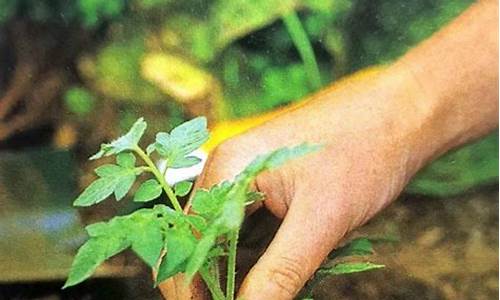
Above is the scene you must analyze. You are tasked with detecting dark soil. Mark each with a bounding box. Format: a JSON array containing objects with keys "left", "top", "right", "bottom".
[{"left": 313, "top": 188, "right": 498, "bottom": 300}]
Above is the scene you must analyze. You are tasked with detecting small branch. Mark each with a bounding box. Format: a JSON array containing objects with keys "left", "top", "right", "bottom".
[
  {"left": 134, "top": 146, "right": 183, "bottom": 212},
  {"left": 200, "top": 264, "right": 226, "bottom": 300},
  {"left": 226, "top": 230, "right": 239, "bottom": 300}
]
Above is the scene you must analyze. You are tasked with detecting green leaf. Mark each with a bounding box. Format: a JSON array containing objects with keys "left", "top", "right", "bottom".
[
  {"left": 73, "top": 178, "right": 116, "bottom": 206},
  {"left": 329, "top": 238, "right": 374, "bottom": 260},
  {"left": 63, "top": 236, "right": 130, "bottom": 288},
  {"left": 317, "top": 262, "right": 384, "bottom": 276},
  {"left": 185, "top": 226, "right": 219, "bottom": 283},
  {"left": 116, "top": 152, "right": 136, "bottom": 168},
  {"left": 134, "top": 179, "right": 163, "bottom": 202},
  {"left": 74, "top": 164, "right": 137, "bottom": 206},
  {"left": 174, "top": 181, "right": 193, "bottom": 197},
  {"left": 407, "top": 132, "right": 499, "bottom": 197},
  {"left": 114, "top": 173, "right": 136, "bottom": 201},
  {"left": 191, "top": 181, "right": 232, "bottom": 220},
  {"left": 219, "top": 197, "right": 245, "bottom": 231},
  {"left": 90, "top": 118, "right": 147, "bottom": 160},
  {"left": 241, "top": 143, "right": 321, "bottom": 179},
  {"left": 66, "top": 205, "right": 179, "bottom": 287},
  {"left": 185, "top": 215, "right": 207, "bottom": 232},
  {"left": 94, "top": 164, "right": 122, "bottom": 177},
  {"left": 156, "top": 224, "right": 197, "bottom": 283},
  {"left": 86, "top": 208, "right": 166, "bottom": 269},
  {"left": 85, "top": 221, "right": 112, "bottom": 237},
  {"left": 170, "top": 117, "right": 209, "bottom": 154},
  {"left": 151, "top": 117, "right": 208, "bottom": 168},
  {"left": 130, "top": 217, "right": 164, "bottom": 267}
]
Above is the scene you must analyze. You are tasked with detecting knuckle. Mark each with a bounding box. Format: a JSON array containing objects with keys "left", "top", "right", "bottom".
[{"left": 267, "top": 255, "right": 305, "bottom": 297}]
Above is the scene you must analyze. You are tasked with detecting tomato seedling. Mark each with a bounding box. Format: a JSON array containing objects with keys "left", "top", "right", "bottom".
[{"left": 64, "top": 117, "right": 383, "bottom": 300}]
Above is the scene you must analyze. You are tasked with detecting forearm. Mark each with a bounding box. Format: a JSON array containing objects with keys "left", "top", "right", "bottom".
[{"left": 392, "top": 0, "right": 498, "bottom": 165}]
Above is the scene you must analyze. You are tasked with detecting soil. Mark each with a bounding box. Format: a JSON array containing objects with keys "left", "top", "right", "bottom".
[{"left": 312, "top": 187, "right": 498, "bottom": 300}]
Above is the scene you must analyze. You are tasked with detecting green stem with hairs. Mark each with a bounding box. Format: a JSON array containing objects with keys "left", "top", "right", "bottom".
[
  {"left": 226, "top": 230, "right": 239, "bottom": 300},
  {"left": 283, "top": 11, "right": 322, "bottom": 90},
  {"left": 200, "top": 264, "right": 226, "bottom": 300}
]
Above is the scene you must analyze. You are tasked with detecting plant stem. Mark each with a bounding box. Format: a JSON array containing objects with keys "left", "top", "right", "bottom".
[
  {"left": 283, "top": 11, "right": 322, "bottom": 90},
  {"left": 200, "top": 264, "right": 226, "bottom": 300},
  {"left": 134, "top": 146, "right": 183, "bottom": 212},
  {"left": 226, "top": 230, "right": 239, "bottom": 300},
  {"left": 297, "top": 271, "right": 328, "bottom": 299},
  {"left": 135, "top": 166, "right": 152, "bottom": 173}
]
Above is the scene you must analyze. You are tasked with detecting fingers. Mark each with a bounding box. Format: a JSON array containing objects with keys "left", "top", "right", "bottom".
[{"left": 238, "top": 191, "right": 350, "bottom": 300}]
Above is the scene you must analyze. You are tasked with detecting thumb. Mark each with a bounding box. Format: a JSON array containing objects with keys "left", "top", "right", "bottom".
[{"left": 238, "top": 193, "right": 350, "bottom": 300}]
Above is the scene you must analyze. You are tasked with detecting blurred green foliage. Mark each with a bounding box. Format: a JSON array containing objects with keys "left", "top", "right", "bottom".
[
  {"left": 408, "top": 133, "right": 499, "bottom": 198},
  {"left": 2, "top": 0, "right": 496, "bottom": 197},
  {"left": 64, "top": 87, "right": 95, "bottom": 116},
  {"left": 0, "top": 0, "right": 125, "bottom": 25}
]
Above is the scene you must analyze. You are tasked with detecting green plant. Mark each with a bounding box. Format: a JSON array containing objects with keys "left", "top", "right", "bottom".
[{"left": 64, "top": 117, "right": 383, "bottom": 299}]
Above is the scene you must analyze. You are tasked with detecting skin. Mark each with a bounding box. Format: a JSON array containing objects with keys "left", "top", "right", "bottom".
[{"left": 160, "top": 1, "right": 498, "bottom": 299}]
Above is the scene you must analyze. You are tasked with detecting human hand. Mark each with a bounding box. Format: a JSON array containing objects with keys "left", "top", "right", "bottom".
[
  {"left": 160, "top": 65, "right": 437, "bottom": 299},
  {"left": 159, "top": 1, "right": 498, "bottom": 296}
]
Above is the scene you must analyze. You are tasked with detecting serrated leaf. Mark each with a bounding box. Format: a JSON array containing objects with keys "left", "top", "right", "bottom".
[
  {"left": 317, "top": 262, "right": 384, "bottom": 276},
  {"left": 84, "top": 216, "right": 126, "bottom": 238},
  {"left": 130, "top": 218, "right": 164, "bottom": 267},
  {"left": 66, "top": 206, "right": 178, "bottom": 288},
  {"left": 116, "top": 152, "right": 136, "bottom": 168},
  {"left": 90, "top": 118, "right": 147, "bottom": 160},
  {"left": 63, "top": 236, "right": 130, "bottom": 288},
  {"left": 75, "top": 163, "right": 137, "bottom": 206},
  {"left": 114, "top": 174, "right": 136, "bottom": 201},
  {"left": 94, "top": 164, "right": 122, "bottom": 177},
  {"left": 329, "top": 238, "right": 374, "bottom": 260},
  {"left": 241, "top": 143, "right": 321, "bottom": 179},
  {"left": 174, "top": 181, "right": 193, "bottom": 197},
  {"left": 185, "top": 215, "right": 207, "bottom": 232},
  {"left": 169, "top": 117, "right": 209, "bottom": 154},
  {"left": 134, "top": 179, "right": 163, "bottom": 202},
  {"left": 156, "top": 225, "right": 197, "bottom": 283},
  {"left": 73, "top": 178, "right": 116, "bottom": 206},
  {"left": 191, "top": 181, "right": 232, "bottom": 220},
  {"left": 153, "top": 132, "right": 171, "bottom": 157},
  {"left": 85, "top": 221, "right": 110, "bottom": 237},
  {"left": 152, "top": 117, "right": 208, "bottom": 169}
]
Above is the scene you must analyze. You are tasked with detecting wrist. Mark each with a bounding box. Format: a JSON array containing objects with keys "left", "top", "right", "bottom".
[{"left": 382, "top": 63, "right": 445, "bottom": 175}]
